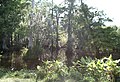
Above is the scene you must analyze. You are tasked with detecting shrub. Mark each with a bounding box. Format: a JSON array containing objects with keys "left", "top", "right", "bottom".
[
  {"left": 36, "top": 60, "right": 69, "bottom": 82},
  {"left": 74, "top": 55, "right": 120, "bottom": 82}
]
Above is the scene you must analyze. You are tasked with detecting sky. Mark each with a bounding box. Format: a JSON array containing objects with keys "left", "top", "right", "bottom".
[
  {"left": 85, "top": 0, "right": 120, "bottom": 26},
  {"left": 37, "top": 0, "right": 120, "bottom": 26}
]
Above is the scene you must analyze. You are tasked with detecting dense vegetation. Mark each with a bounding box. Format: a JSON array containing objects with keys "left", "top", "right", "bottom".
[
  {"left": 0, "top": 56, "right": 120, "bottom": 82},
  {"left": 0, "top": 0, "right": 120, "bottom": 82}
]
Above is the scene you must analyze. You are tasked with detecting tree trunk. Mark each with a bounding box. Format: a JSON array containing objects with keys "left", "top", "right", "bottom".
[
  {"left": 28, "top": 0, "right": 34, "bottom": 49},
  {"left": 66, "top": 2, "right": 74, "bottom": 66},
  {"left": 55, "top": 9, "right": 59, "bottom": 60}
]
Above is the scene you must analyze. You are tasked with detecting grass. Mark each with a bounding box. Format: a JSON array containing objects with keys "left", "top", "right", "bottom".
[
  {"left": 0, "top": 78, "right": 35, "bottom": 82},
  {"left": 0, "top": 78, "right": 77, "bottom": 82},
  {"left": 0, "top": 68, "right": 39, "bottom": 82}
]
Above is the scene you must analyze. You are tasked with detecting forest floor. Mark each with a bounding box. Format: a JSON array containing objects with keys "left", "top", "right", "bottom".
[
  {"left": 0, "top": 78, "right": 35, "bottom": 82},
  {"left": 0, "top": 78, "right": 75, "bottom": 82}
]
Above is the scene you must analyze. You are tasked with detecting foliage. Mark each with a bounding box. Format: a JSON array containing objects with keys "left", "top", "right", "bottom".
[
  {"left": 37, "top": 60, "right": 69, "bottom": 82},
  {"left": 0, "top": 56, "right": 120, "bottom": 82},
  {"left": 0, "top": 68, "right": 8, "bottom": 78},
  {"left": 0, "top": 1, "right": 120, "bottom": 82},
  {"left": 75, "top": 55, "right": 120, "bottom": 82},
  {"left": 92, "top": 26, "right": 119, "bottom": 50},
  {"left": 0, "top": 68, "right": 37, "bottom": 81},
  {"left": 36, "top": 56, "right": 120, "bottom": 82}
]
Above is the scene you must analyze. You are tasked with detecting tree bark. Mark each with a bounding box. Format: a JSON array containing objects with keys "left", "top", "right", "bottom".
[
  {"left": 66, "top": 2, "right": 74, "bottom": 66},
  {"left": 55, "top": 9, "right": 59, "bottom": 60},
  {"left": 28, "top": 0, "right": 34, "bottom": 49}
]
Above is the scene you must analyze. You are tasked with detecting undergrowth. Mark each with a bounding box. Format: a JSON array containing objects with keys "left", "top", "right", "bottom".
[{"left": 0, "top": 55, "right": 120, "bottom": 82}]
